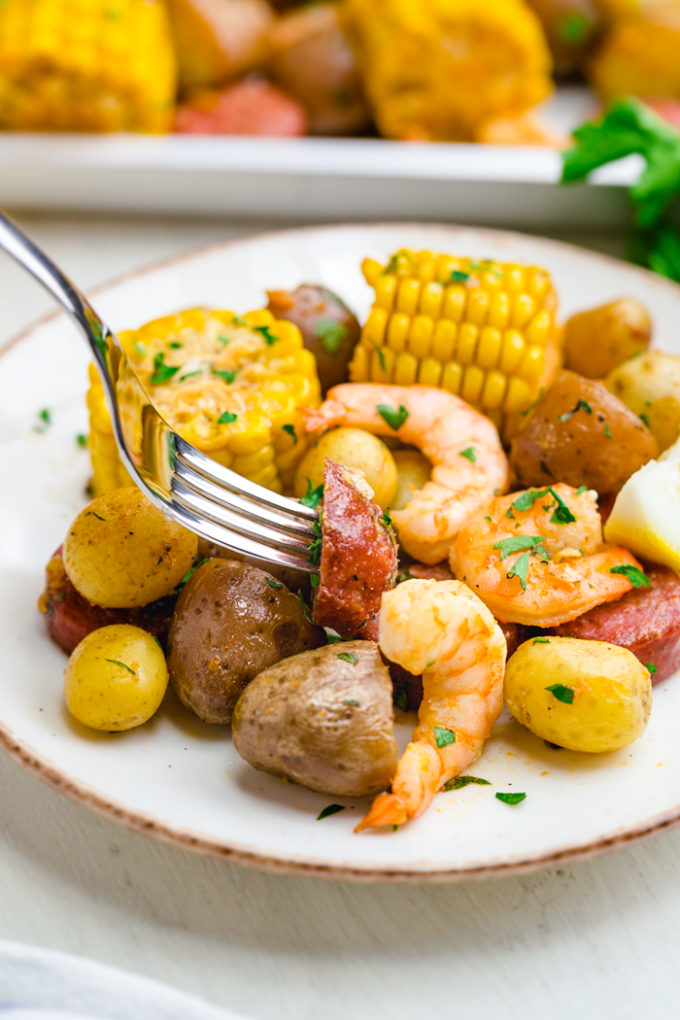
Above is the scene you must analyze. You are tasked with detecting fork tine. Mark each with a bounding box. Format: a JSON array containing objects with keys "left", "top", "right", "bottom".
[
  {"left": 175, "top": 436, "right": 318, "bottom": 523},
  {"left": 173, "top": 457, "right": 317, "bottom": 541},
  {"left": 171, "top": 476, "right": 315, "bottom": 558}
]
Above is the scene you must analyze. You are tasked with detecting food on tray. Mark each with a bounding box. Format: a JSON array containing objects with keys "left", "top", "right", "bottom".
[
  {"left": 64, "top": 624, "right": 169, "bottom": 732},
  {"left": 509, "top": 370, "right": 658, "bottom": 494},
  {"left": 563, "top": 298, "right": 652, "bottom": 378},
  {"left": 266, "top": 3, "right": 370, "bottom": 136},
  {"left": 605, "top": 351, "right": 680, "bottom": 452},
  {"left": 351, "top": 250, "right": 560, "bottom": 441},
  {"left": 525, "top": 0, "right": 601, "bottom": 74},
  {"left": 174, "top": 77, "right": 308, "bottom": 134},
  {"left": 167, "top": 558, "right": 324, "bottom": 723},
  {"left": 232, "top": 641, "right": 399, "bottom": 796},
  {"left": 86, "top": 307, "right": 320, "bottom": 496},
  {"left": 63, "top": 487, "right": 198, "bottom": 608},
  {"left": 590, "top": 2, "right": 680, "bottom": 102},
  {"left": 604, "top": 434, "right": 680, "bottom": 573},
  {"left": 345, "top": 0, "right": 552, "bottom": 141},
  {"left": 266, "top": 284, "right": 361, "bottom": 395},
  {"left": 0, "top": 0, "right": 177, "bottom": 133},
  {"left": 555, "top": 566, "right": 680, "bottom": 681},
  {"left": 504, "top": 636, "right": 652, "bottom": 752},
  {"left": 166, "top": 0, "right": 273, "bottom": 90},
  {"left": 40, "top": 241, "right": 680, "bottom": 831},
  {"left": 310, "top": 459, "right": 397, "bottom": 641},
  {"left": 451, "top": 483, "right": 643, "bottom": 626}
]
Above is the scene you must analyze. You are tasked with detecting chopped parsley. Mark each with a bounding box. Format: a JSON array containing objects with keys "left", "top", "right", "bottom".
[
  {"left": 434, "top": 726, "right": 456, "bottom": 748},
  {"left": 546, "top": 683, "right": 575, "bottom": 704},
  {"left": 533, "top": 636, "right": 550, "bottom": 644},
  {"left": 85, "top": 510, "right": 106, "bottom": 522},
  {"left": 231, "top": 315, "right": 247, "bottom": 327},
  {"left": 493, "top": 535, "right": 547, "bottom": 559},
  {"left": 450, "top": 269, "right": 470, "bottom": 283},
  {"left": 212, "top": 367, "right": 236, "bottom": 383},
  {"left": 444, "top": 775, "right": 491, "bottom": 791},
  {"left": 266, "top": 578, "right": 283, "bottom": 590},
  {"left": 179, "top": 370, "right": 203, "bottom": 381},
  {"left": 76, "top": 433, "right": 87, "bottom": 448},
  {"left": 382, "top": 510, "right": 392, "bottom": 529},
  {"left": 169, "top": 341, "right": 182, "bottom": 349},
  {"left": 610, "top": 564, "right": 651, "bottom": 588},
  {"left": 91, "top": 319, "right": 108, "bottom": 361},
  {"left": 180, "top": 556, "right": 209, "bottom": 585},
  {"left": 646, "top": 663, "right": 658, "bottom": 674},
  {"left": 496, "top": 792, "right": 526, "bottom": 806},
  {"left": 282, "top": 423, "right": 297, "bottom": 444},
  {"left": 297, "top": 590, "right": 314, "bottom": 624},
  {"left": 558, "top": 398, "right": 592, "bottom": 422},
  {"left": 134, "top": 341, "right": 147, "bottom": 356},
  {"left": 548, "top": 488, "right": 576, "bottom": 524},
  {"left": 316, "top": 804, "right": 345, "bottom": 820},
  {"left": 369, "top": 338, "right": 387, "bottom": 372},
  {"left": 337, "top": 651, "right": 358, "bottom": 665},
  {"left": 558, "top": 10, "right": 592, "bottom": 44},
  {"left": 104, "top": 659, "right": 136, "bottom": 676},
  {"left": 314, "top": 317, "right": 348, "bottom": 355},
  {"left": 395, "top": 569, "right": 412, "bottom": 584},
  {"left": 217, "top": 334, "right": 231, "bottom": 345},
  {"left": 459, "top": 446, "right": 476, "bottom": 463},
  {"left": 604, "top": 422, "right": 612, "bottom": 438},
  {"left": 300, "top": 478, "right": 324, "bottom": 509},
  {"left": 310, "top": 573, "right": 319, "bottom": 587},
  {"left": 575, "top": 485, "right": 588, "bottom": 495},
  {"left": 254, "top": 324, "right": 278, "bottom": 346},
  {"left": 345, "top": 699, "right": 360, "bottom": 707},
  {"left": 35, "top": 407, "right": 52, "bottom": 432},
  {"left": 640, "top": 412, "right": 651, "bottom": 428},
  {"left": 326, "top": 633, "right": 346, "bottom": 644},
  {"left": 506, "top": 550, "right": 531, "bottom": 592},
  {"left": 150, "top": 352, "right": 180, "bottom": 385},
  {"left": 376, "top": 403, "right": 409, "bottom": 431},
  {"left": 217, "top": 411, "right": 238, "bottom": 425}
]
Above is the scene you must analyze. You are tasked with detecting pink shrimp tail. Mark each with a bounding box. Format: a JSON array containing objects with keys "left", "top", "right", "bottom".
[
  {"left": 356, "top": 742, "right": 442, "bottom": 832},
  {"left": 301, "top": 400, "right": 346, "bottom": 434}
]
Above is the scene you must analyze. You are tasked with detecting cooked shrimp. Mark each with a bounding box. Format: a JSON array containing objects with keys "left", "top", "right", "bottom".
[
  {"left": 450, "top": 483, "right": 644, "bottom": 627},
  {"left": 303, "top": 383, "right": 509, "bottom": 564},
  {"left": 356, "top": 578, "right": 507, "bottom": 831}
]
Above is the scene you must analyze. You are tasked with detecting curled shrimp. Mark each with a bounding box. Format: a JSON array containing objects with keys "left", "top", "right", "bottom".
[
  {"left": 303, "top": 383, "right": 509, "bottom": 564},
  {"left": 356, "top": 578, "right": 506, "bottom": 832},
  {"left": 450, "top": 483, "right": 644, "bottom": 627}
]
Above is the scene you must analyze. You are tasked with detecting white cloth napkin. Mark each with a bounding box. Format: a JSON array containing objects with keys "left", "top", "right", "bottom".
[{"left": 0, "top": 941, "right": 248, "bottom": 1020}]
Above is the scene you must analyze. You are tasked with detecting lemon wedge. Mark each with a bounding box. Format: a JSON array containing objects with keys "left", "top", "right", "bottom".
[{"left": 604, "top": 436, "right": 680, "bottom": 572}]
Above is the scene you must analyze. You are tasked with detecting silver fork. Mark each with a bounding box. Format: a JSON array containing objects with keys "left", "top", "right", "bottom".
[{"left": 0, "top": 210, "right": 317, "bottom": 573}]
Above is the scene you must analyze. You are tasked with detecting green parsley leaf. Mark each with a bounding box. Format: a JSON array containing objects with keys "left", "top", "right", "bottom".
[
  {"left": 314, "top": 317, "right": 348, "bottom": 355},
  {"left": 254, "top": 324, "right": 278, "bottom": 346},
  {"left": 282, "top": 423, "right": 297, "bottom": 444},
  {"left": 395, "top": 569, "right": 412, "bottom": 584},
  {"left": 496, "top": 792, "right": 526, "bottom": 806},
  {"left": 104, "top": 659, "right": 136, "bottom": 676},
  {"left": 179, "top": 556, "right": 209, "bottom": 585},
  {"left": 337, "top": 651, "right": 358, "bottom": 664},
  {"left": 640, "top": 412, "right": 651, "bottom": 428},
  {"left": 511, "top": 488, "right": 550, "bottom": 512},
  {"left": 212, "top": 367, "right": 236, "bottom": 384},
  {"left": 546, "top": 683, "right": 575, "bottom": 704},
  {"left": 506, "top": 550, "right": 531, "bottom": 592},
  {"left": 90, "top": 318, "right": 108, "bottom": 362},
  {"left": 179, "top": 370, "right": 203, "bottom": 381},
  {"left": 345, "top": 699, "right": 360, "bottom": 707},
  {"left": 610, "top": 564, "right": 651, "bottom": 588},
  {"left": 300, "top": 478, "right": 324, "bottom": 509},
  {"left": 646, "top": 663, "right": 658, "bottom": 674},
  {"left": 558, "top": 398, "right": 592, "bottom": 422},
  {"left": 326, "top": 633, "right": 346, "bottom": 644},
  {"left": 444, "top": 775, "right": 491, "bottom": 791},
  {"left": 76, "top": 433, "right": 87, "bottom": 448},
  {"left": 459, "top": 446, "right": 476, "bottom": 463},
  {"left": 547, "top": 487, "right": 576, "bottom": 524},
  {"left": 376, "top": 403, "right": 409, "bottom": 431},
  {"left": 604, "top": 422, "right": 612, "bottom": 438},
  {"left": 450, "top": 269, "right": 470, "bottom": 283},
  {"left": 134, "top": 341, "right": 147, "bottom": 356},
  {"left": 434, "top": 726, "right": 456, "bottom": 748},
  {"left": 231, "top": 315, "right": 247, "bottom": 327},
  {"left": 217, "top": 411, "right": 238, "bottom": 425},
  {"left": 369, "top": 338, "right": 387, "bottom": 372},
  {"left": 317, "top": 804, "right": 345, "bottom": 820},
  {"left": 266, "top": 578, "right": 283, "bottom": 589},
  {"left": 575, "top": 485, "right": 588, "bottom": 495},
  {"left": 310, "top": 573, "right": 319, "bottom": 587},
  {"left": 85, "top": 510, "right": 106, "bottom": 522},
  {"left": 297, "top": 590, "right": 314, "bottom": 624},
  {"left": 34, "top": 407, "right": 52, "bottom": 432},
  {"left": 217, "top": 334, "right": 231, "bottom": 345},
  {"left": 493, "top": 535, "right": 547, "bottom": 559},
  {"left": 558, "top": 9, "right": 593, "bottom": 43},
  {"left": 150, "top": 352, "right": 180, "bottom": 385},
  {"left": 532, "top": 636, "right": 550, "bottom": 644},
  {"left": 382, "top": 510, "right": 393, "bottom": 529},
  {"left": 169, "top": 341, "right": 182, "bottom": 349}
]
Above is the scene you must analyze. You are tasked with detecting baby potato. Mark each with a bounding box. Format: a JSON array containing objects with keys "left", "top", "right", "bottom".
[
  {"left": 294, "top": 427, "right": 398, "bottom": 509},
  {"left": 606, "top": 351, "right": 680, "bottom": 452},
  {"left": 392, "top": 448, "right": 431, "bottom": 511},
  {"left": 64, "top": 624, "right": 168, "bottom": 731},
  {"left": 63, "top": 487, "right": 198, "bottom": 608},
  {"left": 564, "top": 298, "right": 651, "bottom": 379},
  {"left": 504, "top": 636, "right": 652, "bottom": 753}
]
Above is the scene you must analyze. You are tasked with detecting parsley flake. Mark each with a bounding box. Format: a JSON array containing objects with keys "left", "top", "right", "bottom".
[
  {"left": 254, "top": 324, "right": 278, "bottom": 346},
  {"left": 546, "top": 683, "right": 574, "bottom": 704},
  {"left": 507, "top": 550, "right": 531, "bottom": 591},
  {"left": 297, "top": 590, "right": 314, "bottom": 624},
  {"left": 376, "top": 403, "right": 409, "bottom": 431},
  {"left": 610, "top": 564, "right": 651, "bottom": 588},
  {"left": 300, "top": 478, "right": 324, "bottom": 509},
  {"left": 310, "top": 573, "right": 319, "bottom": 587},
  {"left": 345, "top": 699, "right": 360, "bottom": 707},
  {"left": 444, "top": 775, "right": 491, "bottom": 791},
  {"left": 369, "top": 338, "right": 387, "bottom": 372},
  {"left": 212, "top": 367, "right": 236, "bottom": 384},
  {"left": 337, "top": 651, "right": 358, "bottom": 664},
  {"left": 459, "top": 446, "right": 476, "bottom": 463},
  {"left": 646, "top": 663, "right": 658, "bottom": 674},
  {"left": 134, "top": 341, "right": 147, "bottom": 356},
  {"left": 104, "top": 659, "right": 136, "bottom": 676},
  {"left": 558, "top": 399, "right": 593, "bottom": 422},
  {"left": 604, "top": 422, "right": 612, "bottom": 438},
  {"left": 266, "top": 578, "right": 283, "bottom": 590},
  {"left": 217, "top": 334, "right": 231, "bottom": 345},
  {"left": 282, "top": 423, "right": 297, "bottom": 444},
  {"left": 450, "top": 269, "right": 470, "bottom": 283},
  {"left": 217, "top": 411, "right": 238, "bottom": 425},
  {"left": 314, "top": 318, "right": 348, "bottom": 355},
  {"left": 179, "top": 370, "right": 203, "bottom": 381},
  {"left": 493, "top": 535, "right": 547, "bottom": 559},
  {"left": 150, "top": 352, "right": 180, "bottom": 385},
  {"left": 575, "top": 485, "right": 588, "bottom": 495},
  {"left": 533, "top": 636, "right": 550, "bottom": 644},
  {"left": 76, "top": 433, "right": 87, "bottom": 448},
  {"left": 434, "top": 726, "right": 456, "bottom": 748},
  {"left": 496, "top": 792, "right": 526, "bottom": 806},
  {"left": 317, "top": 804, "right": 345, "bottom": 820}
]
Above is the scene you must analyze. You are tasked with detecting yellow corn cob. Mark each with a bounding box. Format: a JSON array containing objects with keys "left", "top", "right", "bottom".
[
  {"left": 350, "top": 249, "right": 561, "bottom": 439},
  {"left": 0, "top": 0, "right": 176, "bottom": 132},
  {"left": 345, "top": 0, "right": 552, "bottom": 141},
  {"left": 87, "top": 308, "right": 321, "bottom": 498}
]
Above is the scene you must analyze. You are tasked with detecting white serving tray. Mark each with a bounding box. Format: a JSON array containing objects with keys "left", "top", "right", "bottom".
[{"left": 0, "top": 87, "right": 639, "bottom": 225}]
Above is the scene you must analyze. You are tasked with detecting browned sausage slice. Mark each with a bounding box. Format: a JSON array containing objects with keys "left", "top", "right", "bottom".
[
  {"left": 554, "top": 566, "right": 680, "bottom": 682},
  {"left": 313, "top": 459, "right": 398, "bottom": 640}
]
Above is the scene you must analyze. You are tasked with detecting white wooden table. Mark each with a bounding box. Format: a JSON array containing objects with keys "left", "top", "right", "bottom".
[{"left": 2, "top": 213, "right": 679, "bottom": 1020}]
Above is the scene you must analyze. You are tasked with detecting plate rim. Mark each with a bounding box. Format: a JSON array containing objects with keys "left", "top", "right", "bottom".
[{"left": 3, "top": 220, "right": 680, "bottom": 883}]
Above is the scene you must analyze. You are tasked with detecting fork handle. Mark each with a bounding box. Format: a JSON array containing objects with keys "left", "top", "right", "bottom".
[{"left": 0, "top": 209, "right": 110, "bottom": 369}]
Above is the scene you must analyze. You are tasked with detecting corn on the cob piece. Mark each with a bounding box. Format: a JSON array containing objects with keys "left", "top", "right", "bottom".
[
  {"left": 350, "top": 249, "right": 561, "bottom": 439},
  {"left": 0, "top": 0, "right": 176, "bottom": 133},
  {"left": 345, "top": 0, "right": 552, "bottom": 142},
  {"left": 87, "top": 308, "right": 321, "bottom": 497}
]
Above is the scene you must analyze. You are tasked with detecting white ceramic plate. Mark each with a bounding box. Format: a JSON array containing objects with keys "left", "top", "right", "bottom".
[
  {"left": 2, "top": 222, "right": 680, "bottom": 882},
  {"left": 0, "top": 88, "right": 638, "bottom": 226}
]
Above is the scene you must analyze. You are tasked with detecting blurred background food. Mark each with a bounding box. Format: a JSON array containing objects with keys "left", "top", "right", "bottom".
[{"left": 0, "top": 0, "right": 678, "bottom": 141}]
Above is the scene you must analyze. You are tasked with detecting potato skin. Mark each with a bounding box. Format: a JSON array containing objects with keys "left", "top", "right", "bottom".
[
  {"left": 504, "top": 636, "right": 652, "bottom": 752},
  {"left": 564, "top": 298, "right": 651, "bottom": 379},
  {"left": 64, "top": 624, "right": 168, "bottom": 732},
  {"left": 294, "top": 427, "right": 398, "bottom": 509},
  {"left": 63, "top": 487, "right": 198, "bottom": 608},
  {"left": 167, "top": 559, "right": 325, "bottom": 724},
  {"left": 606, "top": 351, "right": 680, "bottom": 452},
  {"left": 510, "top": 370, "right": 658, "bottom": 493},
  {"left": 232, "top": 641, "right": 399, "bottom": 796}
]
